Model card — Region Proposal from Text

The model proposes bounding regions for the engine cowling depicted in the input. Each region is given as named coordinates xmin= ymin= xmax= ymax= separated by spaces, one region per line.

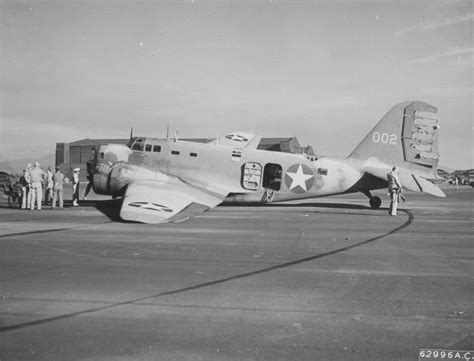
xmin=88 ymin=143 xmax=133 ymax=196
xmin=92 ymin=163 xmax=114 ymax=195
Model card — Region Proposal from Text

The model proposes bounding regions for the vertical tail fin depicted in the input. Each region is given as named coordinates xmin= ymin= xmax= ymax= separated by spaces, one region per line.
xmin=349 ymin=101 xmax=440 ymax=175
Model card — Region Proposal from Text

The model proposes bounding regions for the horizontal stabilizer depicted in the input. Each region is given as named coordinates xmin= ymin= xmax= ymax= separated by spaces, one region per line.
xmin=412 ymin=174 xmax=446 ymax=197
xmin=398 ymin=172 xmax=422 ymax=193
xmin=364 ymin=167 xmax=445 ymax=197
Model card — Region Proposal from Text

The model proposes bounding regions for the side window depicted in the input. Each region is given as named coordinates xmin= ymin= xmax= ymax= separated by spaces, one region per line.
xmin=242 ymin=162 xmax=262 ymax=190
xmin=153 ymin=145 xmax=161 ymax=152
xmin=145 ymin=144 xmax=152 ymax=152
xmin=190 ymin=152 xmax=197 ymax=157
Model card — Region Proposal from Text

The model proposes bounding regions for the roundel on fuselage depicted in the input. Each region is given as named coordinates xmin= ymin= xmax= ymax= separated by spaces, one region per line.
xmin=284 ymin=164 xmax=315 ymax=193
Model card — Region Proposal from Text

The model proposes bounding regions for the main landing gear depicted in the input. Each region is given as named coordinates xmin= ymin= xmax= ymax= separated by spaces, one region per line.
xmin=362 ymin=190 xmax=382 ymax=209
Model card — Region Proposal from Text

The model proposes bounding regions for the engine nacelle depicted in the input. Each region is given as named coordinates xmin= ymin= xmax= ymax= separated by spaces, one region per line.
xmin=92 ymin=162 xmax=128 ymax=196
xmin=92 ymin=163 xmax=113 ymax=195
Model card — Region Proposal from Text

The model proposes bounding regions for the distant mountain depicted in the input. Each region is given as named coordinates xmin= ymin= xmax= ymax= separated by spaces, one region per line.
xmin=0 ymin=153 xmax=55 ymax=175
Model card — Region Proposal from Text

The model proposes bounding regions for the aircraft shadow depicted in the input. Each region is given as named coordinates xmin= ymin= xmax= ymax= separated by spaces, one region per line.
xmin=220 ymin=202 xmax=373 ymax=210
xmin=89 ymin=199 xmax=384 ymax=222
xmin=93 ymin=198 xmax=123 ymax=222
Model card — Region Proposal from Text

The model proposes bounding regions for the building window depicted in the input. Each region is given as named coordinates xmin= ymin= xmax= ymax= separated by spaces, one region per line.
xmin=153 ymin=145 xmax=161 ymax=152
xmin=190 ymin=152 xmax=197 ymax=157
xmin=145 ymin=144 xmax=152 ymax=152
xmin=171 ymin=150 xmax=180 ymax=155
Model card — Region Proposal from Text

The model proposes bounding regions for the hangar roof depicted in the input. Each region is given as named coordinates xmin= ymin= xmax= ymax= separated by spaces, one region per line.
xmin=68 ymin=138 xmax=128 ymax=146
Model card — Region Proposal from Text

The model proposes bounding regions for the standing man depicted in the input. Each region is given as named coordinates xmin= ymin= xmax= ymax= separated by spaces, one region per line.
xmin=453 ymin=176 xmax=459 ymax=190
xmin=29 ymin=162 xmax=46 ymax=210
xmin=25 ymin=163 xmax=33 ymax=209
xmin=51 ymin=166 xmax=65 ymax=209
xmin=45 ymin=166 xmax=54 ymax=204
xmin=19 ymin=168 xmax=30 ymax=209
xmin=72 ymin=168 xmax=81 ymax=207
xmin=387 ymin=166 xmax=403 ymax=216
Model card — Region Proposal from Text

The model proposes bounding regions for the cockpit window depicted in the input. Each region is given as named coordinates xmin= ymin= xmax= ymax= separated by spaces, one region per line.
xmin=145 ymin=144 xmax=152 ymax=152
xmin=131 ymin=138 xmax=145 ymax=151
xmin=132 ymin=142 xmax=144 ymax=151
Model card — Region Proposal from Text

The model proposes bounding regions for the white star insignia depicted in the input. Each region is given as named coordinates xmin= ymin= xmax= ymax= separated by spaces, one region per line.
xmin=129 ymin=202 xmax=173 ymax=212
xmin=286 ymin=164 xmax=314 ymax=191
xmin=225 ymin=134 xmax=248 ymax=142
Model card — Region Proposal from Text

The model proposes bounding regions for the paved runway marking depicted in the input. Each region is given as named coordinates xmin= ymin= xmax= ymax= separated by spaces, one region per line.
xmin=0 ymin=226 xmax=81 ymax=239
xmin=0 ymin=210 xmax=414 ymax=334
xmin=0 ymin=221 xmax=114 ymax=239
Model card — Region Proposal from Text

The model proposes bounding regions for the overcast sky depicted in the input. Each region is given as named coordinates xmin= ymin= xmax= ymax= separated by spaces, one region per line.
xmin=1 ymin=0 xmax=472 ymax=169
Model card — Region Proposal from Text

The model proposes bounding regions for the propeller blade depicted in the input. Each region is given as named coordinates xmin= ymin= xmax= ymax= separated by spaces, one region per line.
xmin=82 ymin=182 xmax=92 ymax=200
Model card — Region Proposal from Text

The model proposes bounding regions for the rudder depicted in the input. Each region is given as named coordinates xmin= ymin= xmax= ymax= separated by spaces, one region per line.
xmin=349 ymin=101 xmax=440 ymax=174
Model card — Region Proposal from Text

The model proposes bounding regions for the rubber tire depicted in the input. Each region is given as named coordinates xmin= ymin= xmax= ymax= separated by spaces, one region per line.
xmin=8 ymin=194 xmax=20 ymax=209
xmin=369 ymin=196 xmax=382 ymax=209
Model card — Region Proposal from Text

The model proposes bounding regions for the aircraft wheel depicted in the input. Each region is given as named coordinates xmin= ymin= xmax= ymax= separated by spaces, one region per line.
xmin=369 ymin=196 xmax=382 ymax=209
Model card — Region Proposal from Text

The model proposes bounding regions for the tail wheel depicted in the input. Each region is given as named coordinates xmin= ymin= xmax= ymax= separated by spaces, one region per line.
xmin=369 ymin=196 xmax=382 ymax=209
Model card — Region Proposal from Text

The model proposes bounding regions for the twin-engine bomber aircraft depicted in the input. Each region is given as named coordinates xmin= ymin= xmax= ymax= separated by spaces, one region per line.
xmin=85 ymin=101 xmax=445 ymax=224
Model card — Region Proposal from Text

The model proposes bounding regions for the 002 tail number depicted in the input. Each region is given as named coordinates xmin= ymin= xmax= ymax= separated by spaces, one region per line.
xmin=372 ymin=132 xmax=397 ymax=145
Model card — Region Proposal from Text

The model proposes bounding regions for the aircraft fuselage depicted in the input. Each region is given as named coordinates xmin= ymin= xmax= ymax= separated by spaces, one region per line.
xmin=119 ymin=137 xmax=372 ymax=204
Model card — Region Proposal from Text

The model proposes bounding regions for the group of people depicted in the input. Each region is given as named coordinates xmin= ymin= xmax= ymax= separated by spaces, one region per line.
xmin=18 ymin=163 xmax=82 ymax=210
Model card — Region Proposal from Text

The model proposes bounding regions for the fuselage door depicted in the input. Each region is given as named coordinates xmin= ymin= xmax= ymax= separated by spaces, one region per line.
xmin=263 ymin=163 xmax=282 ymax=191
xmin=242 ymin=162 xmax=262 ymax=190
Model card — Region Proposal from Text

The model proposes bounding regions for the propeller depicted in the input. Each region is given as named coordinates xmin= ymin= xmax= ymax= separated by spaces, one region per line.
xmin=82 ymin=178 xmax=93 ymax=200
xmin=83 ymin=147 xmax=96 ymax=200
xmin=128 ymin=127 xmax=134 ymax=148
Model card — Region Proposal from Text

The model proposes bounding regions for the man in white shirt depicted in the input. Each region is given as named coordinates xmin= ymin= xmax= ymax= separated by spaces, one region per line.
xmin=29 ymin=162 xmax=46 ymax=210
xmin=72 ymin=168 xmax=81 ymax=207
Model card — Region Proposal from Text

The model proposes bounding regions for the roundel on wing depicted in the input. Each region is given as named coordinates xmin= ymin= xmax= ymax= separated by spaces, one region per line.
xmin=284 ymin=164 xmax=315 ymax=193
xmin=225 ymin=134 xmax=248 ymax=142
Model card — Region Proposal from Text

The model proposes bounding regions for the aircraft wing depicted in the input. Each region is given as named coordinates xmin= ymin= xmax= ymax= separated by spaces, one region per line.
xmin=208 ymin=131 xmax=262 ymax=149
xmin=364 ymin=167 xmax=446 ymax=197
xmin=120 ymin=179 xmax=224 ymax=224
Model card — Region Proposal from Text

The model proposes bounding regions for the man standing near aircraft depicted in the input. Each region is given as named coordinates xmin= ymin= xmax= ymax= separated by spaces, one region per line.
xmin=29 ymin=162 xmax=46 ymax=210
xmin=387 ymin=166 xmax=403 ymax=216
xmin=72 ymin=168 xmax=80 ymax=207
xmin=453 ymin=176 xmax=459 ymax=190
xmin=44 ymin=166 xmax=54 ymax=204
xmin=51 ymin=166 xmax=65 ymax=209
xmin=25 ymin=163 xmax=34 ymax=209
xmin=19 ymin=168 xmax=30 ymax=209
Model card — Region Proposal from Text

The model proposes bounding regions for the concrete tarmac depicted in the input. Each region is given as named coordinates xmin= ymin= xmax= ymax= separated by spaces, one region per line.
xmin=0 ymin=187 xmax=472 ymax=360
